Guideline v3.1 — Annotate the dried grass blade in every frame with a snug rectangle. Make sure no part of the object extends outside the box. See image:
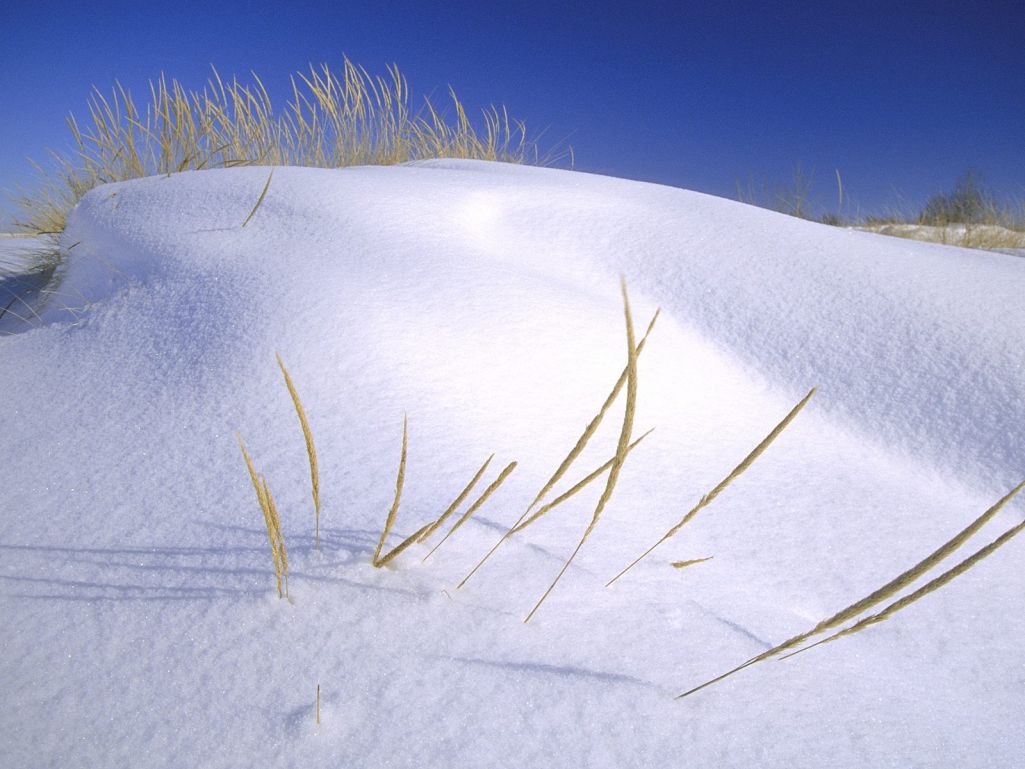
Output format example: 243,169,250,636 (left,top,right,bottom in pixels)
263,477,288,598
417,454,495,543
607,387,816,588
277,353,321,548
424,461,518,562
782,510,1025,661
457,307,658,589
671,556,713,569
511,429,654,535
524,276,638,623
241,168,274,227
676,480,1025,698
373,416,408,566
